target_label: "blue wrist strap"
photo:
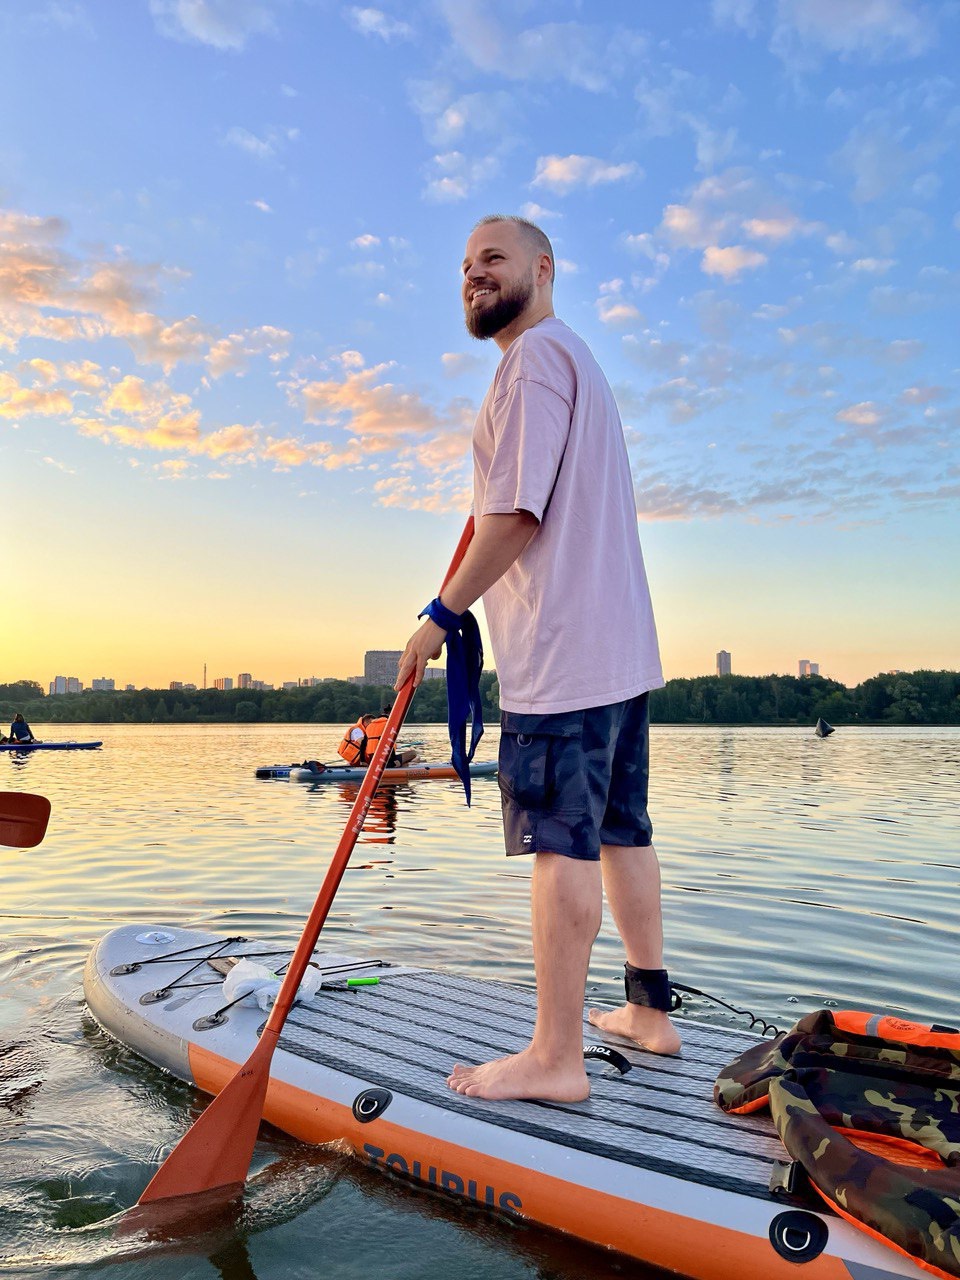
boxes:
[418,597,462,632]
[417,599,484,804]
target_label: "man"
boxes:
[397,215,679,1103]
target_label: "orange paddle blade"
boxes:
[138,1032,276,1203]
[0,792,51,848]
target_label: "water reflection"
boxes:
[332,782,400,846]
[1,723,957,1280]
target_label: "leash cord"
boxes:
[670,981,782,1038]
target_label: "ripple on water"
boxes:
[1,723,957,1278]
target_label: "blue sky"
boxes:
[1,0,958,690]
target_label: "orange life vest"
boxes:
[337,716,388,766]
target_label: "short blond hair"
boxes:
[473,214,555,283]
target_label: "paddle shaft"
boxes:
[137,516,474,1206]
[263,514,474,1032]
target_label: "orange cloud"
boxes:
[0,207,215,372]
[701,245,768,279]
[20,357,58,384]
[836,402,883,427]
[0,372,73,418]
[299,363,442,441]
[206,325,292,378]
[62,360,105,389]
[373,474,470,513]
[199,423,263,459]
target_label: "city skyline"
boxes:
[3,3,958,690]
[30,652,925,696]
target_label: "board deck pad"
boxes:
[274,967,785,1199]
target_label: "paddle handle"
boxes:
[262,516,475,1033]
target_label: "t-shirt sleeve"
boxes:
[481,376,572,522]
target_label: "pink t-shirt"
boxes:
[473,317,664,714]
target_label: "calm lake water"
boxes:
[1,723,957,1280]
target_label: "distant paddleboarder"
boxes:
[337,711,419,768]
[9,713,37,744]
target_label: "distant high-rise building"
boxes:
[238,672,252,689]
[716,650,732,677]
[125,683,136,692]
[49,675,83,695]
[364,650,403,685]
[213,677,234,691]
[169,682,184,691]
[91,677,115,692]
[282,681,299,690]
[422,667,446,680]
[798,659,819,677]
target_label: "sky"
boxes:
[1,0,958,692]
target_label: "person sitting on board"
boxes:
[9,714,37,744]
[337,712,419,769]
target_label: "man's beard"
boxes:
[464,275,534,340]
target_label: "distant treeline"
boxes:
[2,670,958,726]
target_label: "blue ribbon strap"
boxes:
[419,597,484,804]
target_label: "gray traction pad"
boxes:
[271,966,785,1201]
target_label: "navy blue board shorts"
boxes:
[498,693,653,860]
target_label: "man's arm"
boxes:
[395,510,539,690]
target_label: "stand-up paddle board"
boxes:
[84,925,926,1279]
[256,761,498,783]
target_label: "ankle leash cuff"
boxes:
[624,964,674,1012]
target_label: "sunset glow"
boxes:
[3,2,958,691]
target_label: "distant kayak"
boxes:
[257,760,497,784]
[0,740,103,752]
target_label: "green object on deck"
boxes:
[347,976,380,987]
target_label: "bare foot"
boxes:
[447,1048,589,1101]
[587,1004,682,1056]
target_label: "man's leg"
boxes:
[448,851,600,1101]
[588,843,682,1055]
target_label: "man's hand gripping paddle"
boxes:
[0,792,51,848]
[134,518,475,1211]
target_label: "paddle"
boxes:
[136,516,474,1207]
[0,792,51,848]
